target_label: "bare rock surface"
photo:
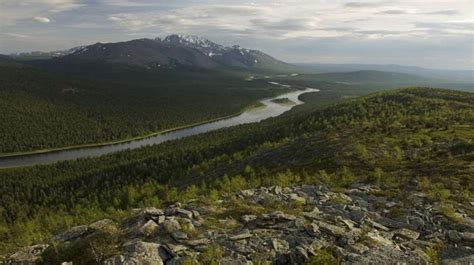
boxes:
[6,184,474,264]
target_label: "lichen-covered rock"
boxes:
[105,240,164,265]
[349,247,428,265]
[133,207,164,217]
[16,184,474,265]
[8,244,49,264]
[230,232,253,241]
[442,254,474,265]
[317,221,346,237]
[53,225,89,242]
[176,209,193,219]
[171,231,188,241]
[139,220,159,237]
[89,218,116,232]
[461,232,474,243]
[162,218,181,234]
[393,228,420,240]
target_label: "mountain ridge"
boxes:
[11,34,289,72]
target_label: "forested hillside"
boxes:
[1,59,458,155]
[0,66,286,154]
[1,87,472,255]
[272,71,473,92]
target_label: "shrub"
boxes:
[368,167,383,184]
[200,245,223,265]
[425,242,444,265]
[427,184,451,202]
[335,167,355,188]
[354,143,369,161]
[439,204,462,223]
[305,249,339,265]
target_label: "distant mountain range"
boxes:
[9,34,289,72]
[297,63,474,83]
[9,46,87,60]
[3,35,473,85]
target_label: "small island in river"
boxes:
[271,97,296,106]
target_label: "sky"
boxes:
[0,0,473,69]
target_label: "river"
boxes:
[0,86,319,168]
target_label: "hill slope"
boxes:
[0,55,21,67]
[0,65,285,154]
[270,70,474,92]
[298,63,474,83]
[1,87,472,263]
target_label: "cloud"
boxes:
[250,18,317,31]
[3,33,31,39]
[0,0,82,26]
[33,16,51,23]
[377,9,410,15]
[376,9,462,16]
[318,27,356,32]
[107,4,267,32]
[344,2,387,8]
[414,21,474,31]
[356,30,407,35]
[423,10,460,16]
[108,16,122,22]
[100,0,163,7]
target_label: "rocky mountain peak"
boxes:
[163,34,211,46]
[162,34,226,56]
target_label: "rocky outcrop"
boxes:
[6,244,49,264]
[6,184,474,264]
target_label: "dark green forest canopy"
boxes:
[0,66,287,154]
[1,61,470,155]
[0,87,472,254]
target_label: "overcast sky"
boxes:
[0,0,473,69]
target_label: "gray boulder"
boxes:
[317,221,346,237]
[162,218,181,234]
[104,240,164,265]
[89,219,116,231]
[393,228,420,240]
[8,244,49,263]
[349,247,427,265]
[53,225,89,242]
[139,220,159,237]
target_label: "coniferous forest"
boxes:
[0,65,286,154]
[1,86,472,255]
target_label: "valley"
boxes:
[0,34,473,264]
[1,86,472,264]
[0,87,317,168]
[0,66,287,155]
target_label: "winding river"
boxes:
[0,86,319,168]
